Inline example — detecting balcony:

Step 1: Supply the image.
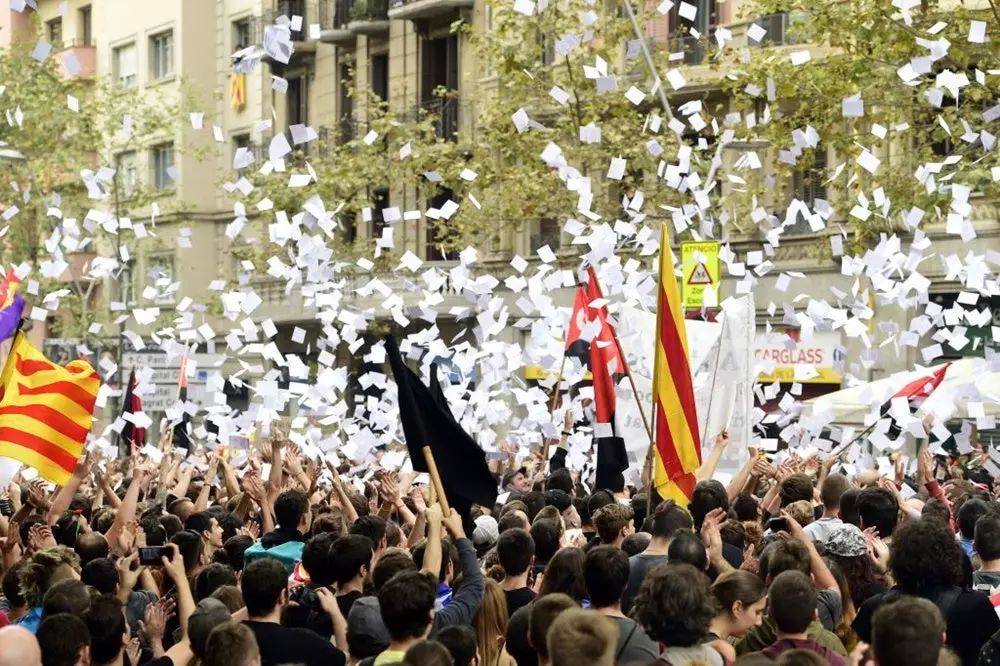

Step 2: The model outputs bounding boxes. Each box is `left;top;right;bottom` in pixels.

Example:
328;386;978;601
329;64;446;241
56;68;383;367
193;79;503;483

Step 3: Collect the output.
56;39;96;79
387;0;474;21
750;12;807;47
349;0;389;35
318;0;356;45
265;0;318;51
669;33;704;66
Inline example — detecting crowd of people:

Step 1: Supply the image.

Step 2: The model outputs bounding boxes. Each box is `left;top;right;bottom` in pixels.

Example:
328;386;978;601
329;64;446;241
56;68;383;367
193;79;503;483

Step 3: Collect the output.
0;432;994;666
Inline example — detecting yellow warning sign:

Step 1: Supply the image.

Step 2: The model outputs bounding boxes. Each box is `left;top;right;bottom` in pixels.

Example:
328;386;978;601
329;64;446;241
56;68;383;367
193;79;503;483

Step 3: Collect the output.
680;241;720;308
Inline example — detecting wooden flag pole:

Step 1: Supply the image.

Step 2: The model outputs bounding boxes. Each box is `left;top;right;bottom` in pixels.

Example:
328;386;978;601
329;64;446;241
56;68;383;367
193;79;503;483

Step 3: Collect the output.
163;354;188;450
422;445;450;516
541;356;568;465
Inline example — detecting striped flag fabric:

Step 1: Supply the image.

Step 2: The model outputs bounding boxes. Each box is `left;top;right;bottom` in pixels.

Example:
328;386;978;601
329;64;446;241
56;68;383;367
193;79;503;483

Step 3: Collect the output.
652;223;702;504
0;331;100;485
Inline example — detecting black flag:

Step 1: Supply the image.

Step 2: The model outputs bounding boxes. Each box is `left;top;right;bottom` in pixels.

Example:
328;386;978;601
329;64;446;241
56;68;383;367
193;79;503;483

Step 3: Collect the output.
172;355;192;449
117;369;146;457
385;336;498;520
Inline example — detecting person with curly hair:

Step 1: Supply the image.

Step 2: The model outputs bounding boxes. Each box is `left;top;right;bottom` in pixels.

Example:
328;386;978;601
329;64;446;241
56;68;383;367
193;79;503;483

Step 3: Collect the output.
852;520;999;666
823;525;889;610
16;546;80;634
633;562;725;666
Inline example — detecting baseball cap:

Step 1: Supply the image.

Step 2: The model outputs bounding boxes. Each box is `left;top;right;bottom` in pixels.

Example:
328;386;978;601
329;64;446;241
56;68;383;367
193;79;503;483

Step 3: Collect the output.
825;524;868;558
472;515;499;551
502;466;528;489
188;597;232;657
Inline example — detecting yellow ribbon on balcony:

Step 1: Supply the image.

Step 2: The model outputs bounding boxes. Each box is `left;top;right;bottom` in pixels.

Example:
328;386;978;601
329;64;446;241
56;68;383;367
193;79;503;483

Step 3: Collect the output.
230;72;246;112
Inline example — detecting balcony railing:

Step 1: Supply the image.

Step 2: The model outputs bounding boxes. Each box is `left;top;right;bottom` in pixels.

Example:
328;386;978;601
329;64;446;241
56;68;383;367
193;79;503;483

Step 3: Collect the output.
669;33;704;65
387;0;474;21
751;12;807;47
318;0;353;28
350;0;389;22
55;38;96;78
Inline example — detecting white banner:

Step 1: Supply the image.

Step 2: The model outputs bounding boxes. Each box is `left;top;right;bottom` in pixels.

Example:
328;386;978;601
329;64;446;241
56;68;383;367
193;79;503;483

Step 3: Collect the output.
615;295;756;482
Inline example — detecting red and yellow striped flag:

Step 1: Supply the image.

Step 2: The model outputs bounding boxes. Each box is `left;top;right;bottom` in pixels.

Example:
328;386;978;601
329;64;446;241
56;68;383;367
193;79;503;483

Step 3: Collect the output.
0;332;100;485
652;223;702;504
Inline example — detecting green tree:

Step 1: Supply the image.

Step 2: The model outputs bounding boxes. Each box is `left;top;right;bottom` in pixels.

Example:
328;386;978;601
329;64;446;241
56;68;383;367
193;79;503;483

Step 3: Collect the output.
0;38;189;346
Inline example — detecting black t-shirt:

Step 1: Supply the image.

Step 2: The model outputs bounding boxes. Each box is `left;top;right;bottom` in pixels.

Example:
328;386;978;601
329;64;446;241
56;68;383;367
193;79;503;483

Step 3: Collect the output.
338;590;363;618
504;587;536;619
144;658;173;666
853;587;1000;666
245;620;346;666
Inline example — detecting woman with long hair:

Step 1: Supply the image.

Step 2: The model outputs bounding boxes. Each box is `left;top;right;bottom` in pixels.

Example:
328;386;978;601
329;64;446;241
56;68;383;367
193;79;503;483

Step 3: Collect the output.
474;579;517;666
823;525;888;609
708;570;768;662
537;547;588;604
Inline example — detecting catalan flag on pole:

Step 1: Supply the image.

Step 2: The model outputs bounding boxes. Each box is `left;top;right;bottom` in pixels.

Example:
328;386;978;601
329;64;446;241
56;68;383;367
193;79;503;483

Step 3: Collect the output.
652;223;702;504
0;331;100;485
0;269;26;342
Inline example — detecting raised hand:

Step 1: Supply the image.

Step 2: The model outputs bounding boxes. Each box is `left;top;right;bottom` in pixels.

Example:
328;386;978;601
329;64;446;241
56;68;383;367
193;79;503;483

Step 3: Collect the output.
28;523;57;551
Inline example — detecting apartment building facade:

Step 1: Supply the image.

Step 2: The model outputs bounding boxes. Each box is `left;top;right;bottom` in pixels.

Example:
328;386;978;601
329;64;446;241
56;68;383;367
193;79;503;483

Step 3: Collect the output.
0;0;994;427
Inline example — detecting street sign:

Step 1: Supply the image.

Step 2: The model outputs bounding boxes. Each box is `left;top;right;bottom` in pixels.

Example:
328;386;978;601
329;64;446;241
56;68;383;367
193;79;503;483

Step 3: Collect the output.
681;241;720;308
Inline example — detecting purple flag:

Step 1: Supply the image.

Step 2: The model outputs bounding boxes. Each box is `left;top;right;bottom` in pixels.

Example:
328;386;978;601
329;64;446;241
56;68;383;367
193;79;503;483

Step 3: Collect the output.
0;294;25;341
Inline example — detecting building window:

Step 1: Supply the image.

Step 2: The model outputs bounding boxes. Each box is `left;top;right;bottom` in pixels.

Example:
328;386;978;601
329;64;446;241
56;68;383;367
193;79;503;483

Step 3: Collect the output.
668;0;717;64
371;53;389;105
79;6;92;46
116;151;137;198
232;133;256;170
233;18;252;51
147;255;175;303
152;143;174;190
287;75;308;127
338;63;354;143
530;218;561;253
425;190;452;261
47;18;62;46
371;188;389;240
120;262;136;305
788;145;827;234
113;43;137;87
150;31;174;80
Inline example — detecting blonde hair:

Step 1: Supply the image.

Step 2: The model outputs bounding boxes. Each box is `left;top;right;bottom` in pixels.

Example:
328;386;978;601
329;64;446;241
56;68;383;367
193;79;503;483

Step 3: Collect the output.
786;501;815;528
19;546;80;607
547;609;618;666
474;579;510;666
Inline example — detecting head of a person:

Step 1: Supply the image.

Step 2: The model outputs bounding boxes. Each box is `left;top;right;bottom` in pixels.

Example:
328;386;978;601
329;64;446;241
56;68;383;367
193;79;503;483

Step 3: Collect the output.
378;570;437;642
667;530;708;570
824;525;882;608
584;545;630;609
333;534;377;587
922;499;952;530
497;528;534;577
711;570;768;637
19;546;81;608
372;549;418;592
210;585;245;613
530;520;561;565
857;488;899;538
0;625;43;666
189;597;233;658
168;497;195;524
820;474;850;512
160;513;184;541
779;474;814;508
622;532;651;556
689;480;729;530
195;563;238;602
592;503;634;545
762;539;811;582
768;571;816;635
186;511;225;550
241;558;289;617
586;490;615;520
37;613;90;666
889;520;964;593
351;515;389;553
74;532;109;566
785;501;815;528
412;538;459;585
498;511;529;534
732;494;760;522
472;515;500;557
527;593;576;665
634;562;715;648
223;535;253;572
273;490;311;534
41;579;90;619
171;529;207;572
203;621;261;666
976;513;1000;563
80;558;118;595
401;640;453;666
957;498;991;541
839;488;861;526
1;562;27;612
473;579;510;666
546;608;617;666
538;547;587;603
546;468;574;495
870;596;945;666
436;625;478;666
504;467;531;493
82;594;126;666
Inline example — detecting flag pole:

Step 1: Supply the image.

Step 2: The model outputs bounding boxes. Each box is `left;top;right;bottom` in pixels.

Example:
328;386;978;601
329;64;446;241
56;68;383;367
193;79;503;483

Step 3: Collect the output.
541;356;568;465
163;353;188;450
0;319;24;382
422;446;450;516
